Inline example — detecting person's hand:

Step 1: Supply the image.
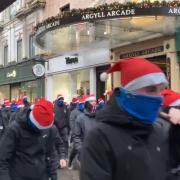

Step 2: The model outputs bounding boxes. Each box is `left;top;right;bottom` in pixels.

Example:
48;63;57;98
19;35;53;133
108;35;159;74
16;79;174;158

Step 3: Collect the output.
168;108;180;125
59;159;67;169
160;112;170;120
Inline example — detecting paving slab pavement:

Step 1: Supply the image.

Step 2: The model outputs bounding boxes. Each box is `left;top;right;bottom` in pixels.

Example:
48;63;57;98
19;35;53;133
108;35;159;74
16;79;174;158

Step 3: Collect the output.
58;169;79;180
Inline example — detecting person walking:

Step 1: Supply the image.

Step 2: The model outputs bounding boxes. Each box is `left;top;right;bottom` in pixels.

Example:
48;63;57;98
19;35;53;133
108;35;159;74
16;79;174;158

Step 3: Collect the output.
161;89;180;180
74;95;97;159
80;57;169;180
54;95;69;159
0;99;59;180
68;96;85;169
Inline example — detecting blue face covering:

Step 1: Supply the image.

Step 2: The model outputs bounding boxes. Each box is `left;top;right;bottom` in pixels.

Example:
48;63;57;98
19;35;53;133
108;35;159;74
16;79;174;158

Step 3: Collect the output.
99;102;105;108
116;88;163;124
78;103;84;111
23;98;28;105
27;117;40;133
11;103;18;112
57;100;64;107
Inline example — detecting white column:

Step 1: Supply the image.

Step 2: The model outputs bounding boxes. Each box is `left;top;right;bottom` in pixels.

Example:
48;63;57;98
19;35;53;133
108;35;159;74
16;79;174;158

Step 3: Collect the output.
164;39;180;91
46;75;54;102
69;72;77;98
90;68;96;97
10;25;15;62
0;12;3;22
22;19;27;59
21;0;25;8
8;28;11;64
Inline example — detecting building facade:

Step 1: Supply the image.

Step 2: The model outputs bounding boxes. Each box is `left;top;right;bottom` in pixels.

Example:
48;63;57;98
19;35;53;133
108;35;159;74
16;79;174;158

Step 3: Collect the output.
0;0;46;101
34;0;180;101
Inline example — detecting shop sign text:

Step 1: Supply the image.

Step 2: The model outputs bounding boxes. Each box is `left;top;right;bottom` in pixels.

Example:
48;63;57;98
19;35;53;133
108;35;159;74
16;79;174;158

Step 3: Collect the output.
66;57;79;64
169;8;180;14
6;70;16;78
37;20;60;35
120;46;164;59
82;9;135;20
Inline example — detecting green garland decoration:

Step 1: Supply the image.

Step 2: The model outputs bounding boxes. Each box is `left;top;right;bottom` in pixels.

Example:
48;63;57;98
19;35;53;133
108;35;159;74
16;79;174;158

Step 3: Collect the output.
34;0;180;32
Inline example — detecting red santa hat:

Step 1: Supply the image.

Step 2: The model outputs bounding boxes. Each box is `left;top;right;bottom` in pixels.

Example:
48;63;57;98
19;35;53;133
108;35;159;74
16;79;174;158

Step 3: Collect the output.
29;99;54;130
100;57;168;91
98;98;104;104
5;101;11;107
161;89;180;107
17;99;24;108
78;96;86;103
71;97;79;103
85;94;96;102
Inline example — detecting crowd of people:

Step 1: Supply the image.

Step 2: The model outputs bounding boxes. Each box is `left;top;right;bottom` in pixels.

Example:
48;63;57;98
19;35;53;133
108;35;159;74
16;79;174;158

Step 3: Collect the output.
0;57;179;180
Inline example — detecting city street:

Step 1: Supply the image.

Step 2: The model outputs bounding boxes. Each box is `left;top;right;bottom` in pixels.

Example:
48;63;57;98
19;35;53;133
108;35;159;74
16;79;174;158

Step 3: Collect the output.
58;169;79;180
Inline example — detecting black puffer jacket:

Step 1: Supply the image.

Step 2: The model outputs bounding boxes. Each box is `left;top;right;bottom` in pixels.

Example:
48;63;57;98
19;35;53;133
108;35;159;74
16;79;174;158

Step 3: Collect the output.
0;110;6;138
74;110;97;152
80;89;169;180
0;110;59;180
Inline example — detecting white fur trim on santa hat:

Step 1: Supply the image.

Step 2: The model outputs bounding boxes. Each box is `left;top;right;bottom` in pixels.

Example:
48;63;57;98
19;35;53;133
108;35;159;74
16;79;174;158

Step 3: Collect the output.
29;111;53;130
170;99;180;107
124;72;168;91
85;96;96;102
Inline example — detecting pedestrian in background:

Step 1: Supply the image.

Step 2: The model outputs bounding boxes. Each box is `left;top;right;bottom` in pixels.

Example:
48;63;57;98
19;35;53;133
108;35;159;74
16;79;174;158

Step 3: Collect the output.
54;95;69;160
160;89;180;180
69;96;85;169
80;57;169;180
74;95;97;160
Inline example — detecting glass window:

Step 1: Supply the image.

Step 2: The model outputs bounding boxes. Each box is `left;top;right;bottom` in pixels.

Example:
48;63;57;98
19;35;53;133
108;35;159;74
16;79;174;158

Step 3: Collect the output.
21;81;38;103
11;83;21;101
0;85;10;100
60;4;70;13
4;45;8;66
17;39;22;62
29;34;35;58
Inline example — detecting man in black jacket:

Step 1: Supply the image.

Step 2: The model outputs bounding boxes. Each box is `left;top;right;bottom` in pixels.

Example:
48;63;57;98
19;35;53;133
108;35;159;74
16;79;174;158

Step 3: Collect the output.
161;89;180;180
0;99;62;180
80;57;169;180
54;95;69;158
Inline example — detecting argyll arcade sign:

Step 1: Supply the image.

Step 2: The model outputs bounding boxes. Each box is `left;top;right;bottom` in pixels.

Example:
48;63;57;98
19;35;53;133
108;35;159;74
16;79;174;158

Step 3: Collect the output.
35;7;180;36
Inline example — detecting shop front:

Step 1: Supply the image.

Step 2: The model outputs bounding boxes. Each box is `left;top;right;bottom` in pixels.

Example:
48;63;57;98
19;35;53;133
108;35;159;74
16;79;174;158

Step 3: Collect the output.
0;60;45;102
34;1;180;94
111;36;180;91
45;47;110;102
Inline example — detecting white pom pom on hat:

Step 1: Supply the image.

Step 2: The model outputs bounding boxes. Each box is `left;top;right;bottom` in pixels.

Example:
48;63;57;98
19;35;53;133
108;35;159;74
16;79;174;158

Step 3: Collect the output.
100;57;168;91
100;72;108;81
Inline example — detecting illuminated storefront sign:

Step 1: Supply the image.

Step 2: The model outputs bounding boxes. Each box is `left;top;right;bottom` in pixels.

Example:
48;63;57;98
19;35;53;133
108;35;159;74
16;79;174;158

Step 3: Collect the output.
6;70;16;78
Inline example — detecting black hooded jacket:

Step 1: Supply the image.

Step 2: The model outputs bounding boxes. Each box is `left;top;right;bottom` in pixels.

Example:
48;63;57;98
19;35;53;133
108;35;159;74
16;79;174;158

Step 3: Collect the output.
80;88;168;180
0;110;60;180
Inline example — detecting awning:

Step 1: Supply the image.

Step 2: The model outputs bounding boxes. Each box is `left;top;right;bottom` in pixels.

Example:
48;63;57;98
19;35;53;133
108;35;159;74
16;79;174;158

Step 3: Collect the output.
0;0;16;12
34;1;180;55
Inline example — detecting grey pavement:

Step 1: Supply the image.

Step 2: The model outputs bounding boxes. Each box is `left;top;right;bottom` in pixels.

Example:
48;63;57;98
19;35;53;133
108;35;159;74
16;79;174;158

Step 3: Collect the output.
58;169;79;180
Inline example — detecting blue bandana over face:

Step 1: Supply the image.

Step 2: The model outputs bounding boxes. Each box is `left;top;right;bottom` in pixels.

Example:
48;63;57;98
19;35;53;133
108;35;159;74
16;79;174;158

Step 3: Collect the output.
116;88;163;124
57;100;64;107
77;103;84;111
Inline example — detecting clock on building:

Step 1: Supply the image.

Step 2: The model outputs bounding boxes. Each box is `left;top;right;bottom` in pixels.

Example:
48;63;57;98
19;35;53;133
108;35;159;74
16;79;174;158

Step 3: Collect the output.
32;64;45;77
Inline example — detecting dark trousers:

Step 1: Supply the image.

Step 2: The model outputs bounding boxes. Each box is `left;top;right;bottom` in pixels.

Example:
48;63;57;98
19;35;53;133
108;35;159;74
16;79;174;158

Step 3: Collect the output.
69;144;78;166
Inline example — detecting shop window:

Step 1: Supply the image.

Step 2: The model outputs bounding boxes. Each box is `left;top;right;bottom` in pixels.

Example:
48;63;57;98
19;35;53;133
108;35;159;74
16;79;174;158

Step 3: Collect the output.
4;45;8;66
0;85;10;100
17;39;22;62
21;81;38;103
29;34;35;58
